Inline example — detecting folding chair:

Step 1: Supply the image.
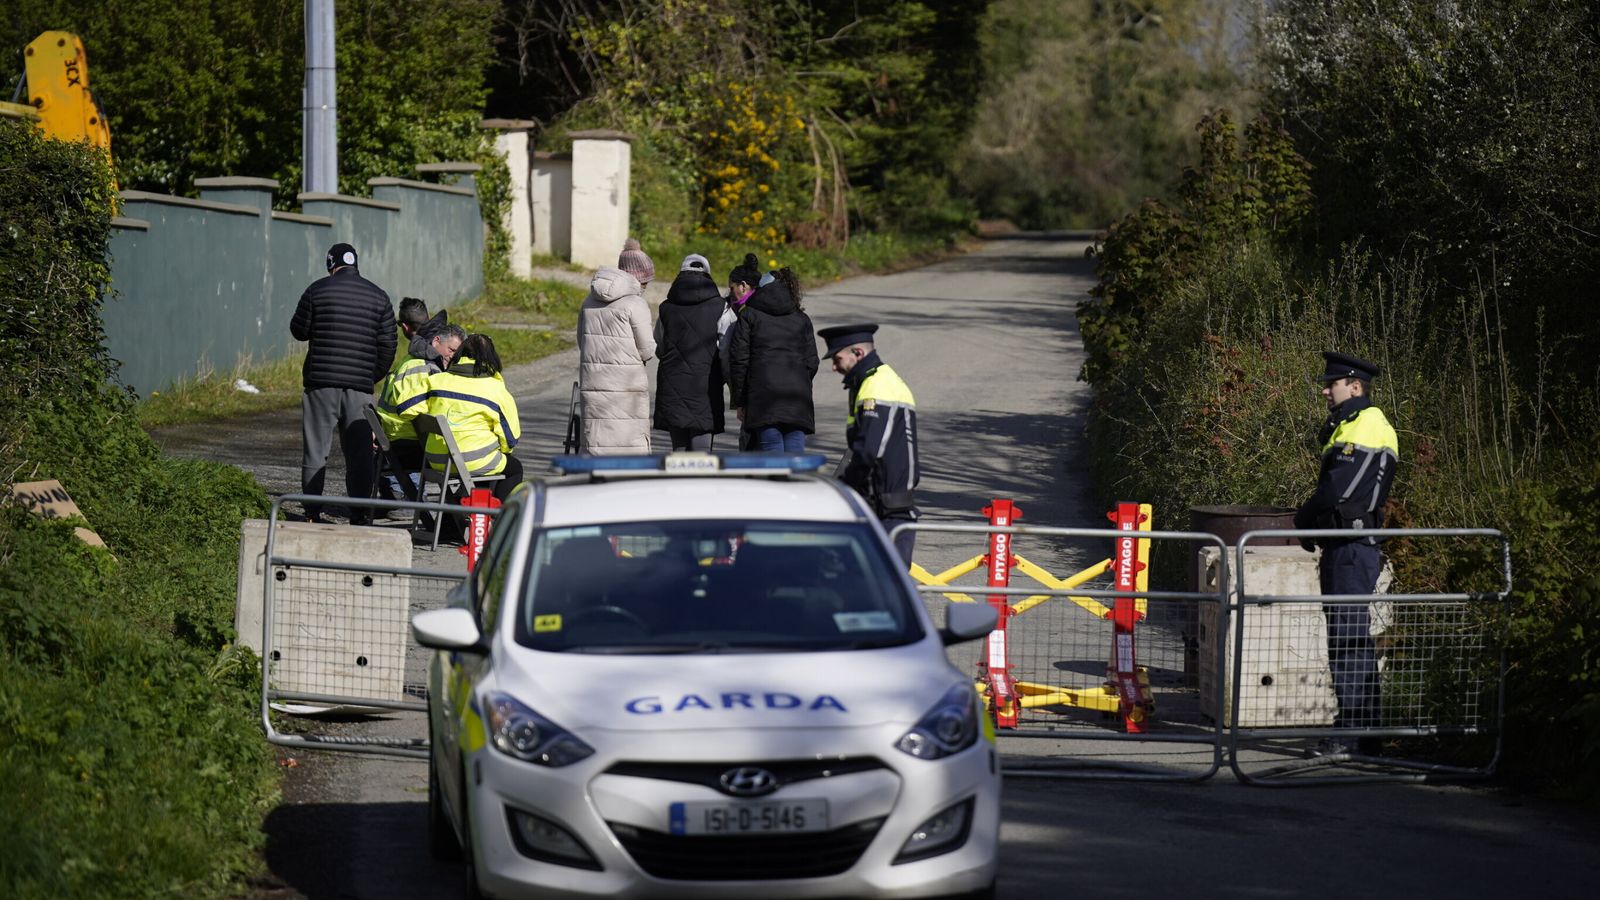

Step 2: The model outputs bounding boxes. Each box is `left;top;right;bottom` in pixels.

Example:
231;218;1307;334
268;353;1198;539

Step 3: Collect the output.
413;413;506;551
362;404;421;503
563;380;582;454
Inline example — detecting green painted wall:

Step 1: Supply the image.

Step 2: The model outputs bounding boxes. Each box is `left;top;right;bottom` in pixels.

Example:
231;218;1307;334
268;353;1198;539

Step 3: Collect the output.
104;175;484;396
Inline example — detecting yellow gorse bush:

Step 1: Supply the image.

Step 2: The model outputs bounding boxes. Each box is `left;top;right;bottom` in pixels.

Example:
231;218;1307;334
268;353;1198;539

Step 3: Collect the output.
693;81;809;251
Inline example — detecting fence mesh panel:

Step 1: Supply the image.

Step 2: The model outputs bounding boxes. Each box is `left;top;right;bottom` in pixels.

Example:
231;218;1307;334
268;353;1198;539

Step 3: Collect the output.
1228;598;1494;732
265;565;461;709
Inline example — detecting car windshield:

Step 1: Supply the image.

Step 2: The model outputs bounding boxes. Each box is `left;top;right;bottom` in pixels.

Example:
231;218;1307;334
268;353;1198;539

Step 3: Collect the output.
512;520;922;653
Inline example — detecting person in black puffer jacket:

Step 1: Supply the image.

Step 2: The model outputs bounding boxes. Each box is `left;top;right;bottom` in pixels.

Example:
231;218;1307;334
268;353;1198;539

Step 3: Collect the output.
289;242;397;523
653;254;727;450
730;267;818;452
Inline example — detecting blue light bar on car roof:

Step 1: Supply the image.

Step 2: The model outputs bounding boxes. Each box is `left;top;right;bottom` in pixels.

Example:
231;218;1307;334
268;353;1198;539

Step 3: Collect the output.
550;453;827;476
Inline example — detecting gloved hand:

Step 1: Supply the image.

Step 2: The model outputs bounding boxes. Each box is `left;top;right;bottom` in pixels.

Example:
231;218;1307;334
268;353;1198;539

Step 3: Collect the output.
1300;537;1317;552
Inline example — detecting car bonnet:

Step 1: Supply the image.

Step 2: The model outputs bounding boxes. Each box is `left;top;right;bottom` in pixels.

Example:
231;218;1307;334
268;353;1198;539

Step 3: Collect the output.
494;643;950;732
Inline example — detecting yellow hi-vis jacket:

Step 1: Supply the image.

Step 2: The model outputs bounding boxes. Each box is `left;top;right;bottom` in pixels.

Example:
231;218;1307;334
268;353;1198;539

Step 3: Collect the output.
375;352;438;442
840;353;920;518
420;357;521;476
1295;398;1399;541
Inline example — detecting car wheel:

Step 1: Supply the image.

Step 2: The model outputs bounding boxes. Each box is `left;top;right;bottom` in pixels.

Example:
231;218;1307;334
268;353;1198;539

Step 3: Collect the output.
428;733;462;861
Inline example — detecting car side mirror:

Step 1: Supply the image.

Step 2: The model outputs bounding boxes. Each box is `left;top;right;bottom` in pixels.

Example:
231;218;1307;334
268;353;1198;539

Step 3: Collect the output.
412;607;488;654
940;603;999;646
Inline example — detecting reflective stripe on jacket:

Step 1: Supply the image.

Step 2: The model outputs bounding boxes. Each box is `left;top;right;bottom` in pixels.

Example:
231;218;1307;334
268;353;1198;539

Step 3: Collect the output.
1295;399;1399;538
841;354;919;517
375;352;437;441
421;357;521;476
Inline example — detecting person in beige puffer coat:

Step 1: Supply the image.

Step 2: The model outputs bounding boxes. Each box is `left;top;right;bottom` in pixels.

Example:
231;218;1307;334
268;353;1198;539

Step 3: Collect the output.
577;247;657;454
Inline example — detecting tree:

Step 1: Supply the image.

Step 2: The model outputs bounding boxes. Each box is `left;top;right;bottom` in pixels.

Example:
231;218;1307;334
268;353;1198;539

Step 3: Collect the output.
482;1;990;240
4;0;498;199
958;0;1255;229
1262;0;1600;398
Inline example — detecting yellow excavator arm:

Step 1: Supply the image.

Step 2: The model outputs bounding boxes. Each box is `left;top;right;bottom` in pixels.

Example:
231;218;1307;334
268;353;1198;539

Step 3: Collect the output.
2;31;112;154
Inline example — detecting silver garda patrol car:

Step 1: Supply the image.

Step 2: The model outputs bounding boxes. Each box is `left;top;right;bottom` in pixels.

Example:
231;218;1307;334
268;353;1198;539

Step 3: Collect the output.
411;453;1001;899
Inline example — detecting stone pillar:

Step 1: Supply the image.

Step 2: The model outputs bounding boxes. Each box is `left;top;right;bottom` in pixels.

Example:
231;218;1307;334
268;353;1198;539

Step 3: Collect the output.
568;130;633;270
531;151;572;260
480;119;536;278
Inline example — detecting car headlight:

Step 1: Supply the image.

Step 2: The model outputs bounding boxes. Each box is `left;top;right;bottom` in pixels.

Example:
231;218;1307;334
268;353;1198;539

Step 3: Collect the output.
895;684;979;760
483;692;594;766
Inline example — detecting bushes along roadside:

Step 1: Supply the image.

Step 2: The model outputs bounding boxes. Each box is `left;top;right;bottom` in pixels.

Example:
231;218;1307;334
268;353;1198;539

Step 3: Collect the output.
1;117;279;897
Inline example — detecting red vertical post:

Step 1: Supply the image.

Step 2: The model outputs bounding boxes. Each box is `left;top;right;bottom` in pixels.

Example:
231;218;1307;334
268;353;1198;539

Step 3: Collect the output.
982;500;1022;729
458;489;500;572
1108;501;1150;732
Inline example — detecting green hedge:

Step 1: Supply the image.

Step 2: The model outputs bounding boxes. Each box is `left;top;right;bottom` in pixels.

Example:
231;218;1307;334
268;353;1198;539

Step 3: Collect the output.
1083;127;1600;799
0;119;118;413
1;119;279;896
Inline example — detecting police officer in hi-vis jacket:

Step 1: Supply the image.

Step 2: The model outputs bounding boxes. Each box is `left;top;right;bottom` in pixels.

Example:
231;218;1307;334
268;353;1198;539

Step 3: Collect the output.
1295;351;1399;755
818;324;920;566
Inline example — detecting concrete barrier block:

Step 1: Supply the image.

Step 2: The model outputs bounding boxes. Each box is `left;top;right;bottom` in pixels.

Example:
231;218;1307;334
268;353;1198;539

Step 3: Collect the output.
1198;546;1340;727
236;519;414;703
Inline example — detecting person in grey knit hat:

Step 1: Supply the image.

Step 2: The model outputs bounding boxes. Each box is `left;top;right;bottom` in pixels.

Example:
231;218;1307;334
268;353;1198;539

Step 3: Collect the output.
618;237;655;285
577;241;657;453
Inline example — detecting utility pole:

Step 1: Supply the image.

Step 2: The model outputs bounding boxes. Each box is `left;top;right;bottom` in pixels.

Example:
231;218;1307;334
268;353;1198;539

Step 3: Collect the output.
303;0;337;194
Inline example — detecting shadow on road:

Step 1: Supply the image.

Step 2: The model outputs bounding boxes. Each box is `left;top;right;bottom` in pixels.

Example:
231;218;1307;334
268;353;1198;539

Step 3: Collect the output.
259;801;464;899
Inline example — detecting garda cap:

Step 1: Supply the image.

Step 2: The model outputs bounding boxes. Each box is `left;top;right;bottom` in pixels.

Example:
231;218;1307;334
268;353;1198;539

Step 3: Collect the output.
1316;351;1380;383
818;323;879;359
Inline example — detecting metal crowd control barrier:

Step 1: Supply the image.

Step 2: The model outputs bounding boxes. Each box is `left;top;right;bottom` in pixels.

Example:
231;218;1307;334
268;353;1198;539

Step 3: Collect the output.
258;494;495;761
1227;528;1511;786
893;516;1230;782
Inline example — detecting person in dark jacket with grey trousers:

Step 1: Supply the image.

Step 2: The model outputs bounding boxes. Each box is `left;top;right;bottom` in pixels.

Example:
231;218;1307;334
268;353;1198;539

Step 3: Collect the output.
290;242;396;524
730;267;818;452
653;254;727;450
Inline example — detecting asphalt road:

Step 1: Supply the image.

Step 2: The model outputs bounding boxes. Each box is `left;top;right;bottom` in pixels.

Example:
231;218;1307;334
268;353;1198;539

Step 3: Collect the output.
154;237;1600;899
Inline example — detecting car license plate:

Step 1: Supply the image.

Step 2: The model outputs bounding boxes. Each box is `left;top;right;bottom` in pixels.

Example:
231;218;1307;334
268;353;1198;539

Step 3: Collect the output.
669;799;828;835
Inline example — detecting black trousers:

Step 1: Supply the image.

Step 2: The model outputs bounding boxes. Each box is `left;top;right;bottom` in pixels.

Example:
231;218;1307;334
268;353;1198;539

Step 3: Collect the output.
666;427;714;452
1321;540;1382;728
884;514;916;568
491;454;523;502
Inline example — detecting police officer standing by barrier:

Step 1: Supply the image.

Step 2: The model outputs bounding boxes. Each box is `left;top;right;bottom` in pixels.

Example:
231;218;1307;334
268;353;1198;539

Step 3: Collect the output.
1295;351;1399;756
818;324;920;565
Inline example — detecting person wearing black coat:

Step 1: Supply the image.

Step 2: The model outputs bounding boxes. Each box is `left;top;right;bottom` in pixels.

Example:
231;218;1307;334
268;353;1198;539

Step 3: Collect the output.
653;255;727;450
729;268;818;452
289;242;396;524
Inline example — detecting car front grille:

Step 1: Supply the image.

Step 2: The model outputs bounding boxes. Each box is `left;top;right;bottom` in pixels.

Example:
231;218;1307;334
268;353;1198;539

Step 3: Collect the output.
606;817;884;881
605;756;888;796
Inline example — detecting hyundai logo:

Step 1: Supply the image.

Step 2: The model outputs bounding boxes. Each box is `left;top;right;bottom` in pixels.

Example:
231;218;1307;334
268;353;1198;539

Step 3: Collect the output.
719;766;779;797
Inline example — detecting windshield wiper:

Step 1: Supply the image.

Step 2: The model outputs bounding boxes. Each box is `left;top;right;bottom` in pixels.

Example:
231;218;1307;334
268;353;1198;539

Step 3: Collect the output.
557;641;734;655
557;641;815;654
845;636;915;650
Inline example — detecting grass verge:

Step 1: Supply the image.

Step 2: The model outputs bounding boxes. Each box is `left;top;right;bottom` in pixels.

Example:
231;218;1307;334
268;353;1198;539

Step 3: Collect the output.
134;233;968;431
2;391;280;898
135;276;589;430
